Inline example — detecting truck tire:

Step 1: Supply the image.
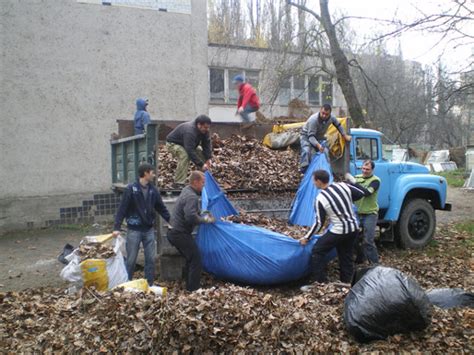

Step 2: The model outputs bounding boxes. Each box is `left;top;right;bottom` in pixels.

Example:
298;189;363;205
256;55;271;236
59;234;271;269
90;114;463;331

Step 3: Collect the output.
396;199;436;249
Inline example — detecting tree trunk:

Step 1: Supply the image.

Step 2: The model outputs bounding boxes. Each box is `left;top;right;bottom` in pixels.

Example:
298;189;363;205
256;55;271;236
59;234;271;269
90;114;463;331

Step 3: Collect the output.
318;0;365;126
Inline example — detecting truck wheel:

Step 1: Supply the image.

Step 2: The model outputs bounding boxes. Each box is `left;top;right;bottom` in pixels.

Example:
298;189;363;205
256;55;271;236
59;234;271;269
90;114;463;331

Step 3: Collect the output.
396;199;436;249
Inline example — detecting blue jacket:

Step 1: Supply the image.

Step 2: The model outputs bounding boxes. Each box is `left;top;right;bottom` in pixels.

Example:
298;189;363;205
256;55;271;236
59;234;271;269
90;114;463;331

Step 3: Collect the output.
134;98;151;135
114;181;170;232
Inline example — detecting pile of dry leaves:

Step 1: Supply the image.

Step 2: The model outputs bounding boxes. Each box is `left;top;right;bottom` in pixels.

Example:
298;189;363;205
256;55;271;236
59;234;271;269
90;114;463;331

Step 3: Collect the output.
224;211;307;239
78;243;115;262
157;134;302;191
0;224;472;353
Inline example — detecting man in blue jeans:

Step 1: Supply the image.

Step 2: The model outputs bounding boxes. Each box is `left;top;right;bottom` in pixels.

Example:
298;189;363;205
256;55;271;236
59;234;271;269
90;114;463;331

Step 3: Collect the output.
233;75;260;123
352;160;381;264
112;163;170;285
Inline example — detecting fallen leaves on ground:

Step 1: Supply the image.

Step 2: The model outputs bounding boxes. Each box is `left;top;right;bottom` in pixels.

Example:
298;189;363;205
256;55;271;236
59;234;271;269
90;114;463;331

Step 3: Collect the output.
224;211;307;239
157;134;302;191
0;224;472;353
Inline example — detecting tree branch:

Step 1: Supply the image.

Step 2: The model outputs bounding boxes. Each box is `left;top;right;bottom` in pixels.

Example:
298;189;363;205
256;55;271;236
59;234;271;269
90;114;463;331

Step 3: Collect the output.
287;1;321;22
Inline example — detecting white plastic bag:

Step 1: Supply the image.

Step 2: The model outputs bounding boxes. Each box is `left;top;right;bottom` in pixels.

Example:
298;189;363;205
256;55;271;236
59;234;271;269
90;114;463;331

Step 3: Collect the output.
60;236;128;289
60;250;82;283
106;236;128;288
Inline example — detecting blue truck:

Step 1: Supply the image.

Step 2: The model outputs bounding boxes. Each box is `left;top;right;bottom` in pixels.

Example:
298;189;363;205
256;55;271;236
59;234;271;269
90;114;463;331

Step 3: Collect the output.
346;128;451;248
110;122;452;251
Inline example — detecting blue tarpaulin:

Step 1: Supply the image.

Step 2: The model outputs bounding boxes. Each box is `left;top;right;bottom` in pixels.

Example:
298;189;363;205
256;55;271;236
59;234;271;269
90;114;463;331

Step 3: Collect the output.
201;171;238;219
197;222;319;285
196;170;334;285
288;153;333;227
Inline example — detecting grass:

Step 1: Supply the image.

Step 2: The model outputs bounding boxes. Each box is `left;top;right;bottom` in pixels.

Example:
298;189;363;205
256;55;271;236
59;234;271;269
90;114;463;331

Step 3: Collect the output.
52;223;89;231
454;220;474;237
435;169;466;188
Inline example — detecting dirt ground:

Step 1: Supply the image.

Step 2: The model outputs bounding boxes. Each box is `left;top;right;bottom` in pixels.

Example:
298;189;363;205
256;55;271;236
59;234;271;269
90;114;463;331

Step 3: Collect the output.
0;224;114;292
0;186;472;292
437;185;474;224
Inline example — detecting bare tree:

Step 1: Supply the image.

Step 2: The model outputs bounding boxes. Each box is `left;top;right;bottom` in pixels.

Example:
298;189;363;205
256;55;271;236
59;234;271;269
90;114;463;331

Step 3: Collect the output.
208;0;247;45
287;0;366;127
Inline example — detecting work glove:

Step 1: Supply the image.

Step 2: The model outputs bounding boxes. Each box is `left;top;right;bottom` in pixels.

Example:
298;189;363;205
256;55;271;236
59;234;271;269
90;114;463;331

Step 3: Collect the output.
344;173;356;184
201;211;216;223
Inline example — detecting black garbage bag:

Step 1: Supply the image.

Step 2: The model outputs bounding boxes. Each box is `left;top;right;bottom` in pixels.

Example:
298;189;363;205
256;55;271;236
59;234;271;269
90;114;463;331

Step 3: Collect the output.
57;243;75;265
427;288;474;309
344;266;432;343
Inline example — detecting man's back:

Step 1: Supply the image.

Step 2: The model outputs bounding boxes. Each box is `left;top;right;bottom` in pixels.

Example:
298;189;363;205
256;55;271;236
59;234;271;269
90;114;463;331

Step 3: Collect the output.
166;121;195;145
170;186;201;234
317;182;359;234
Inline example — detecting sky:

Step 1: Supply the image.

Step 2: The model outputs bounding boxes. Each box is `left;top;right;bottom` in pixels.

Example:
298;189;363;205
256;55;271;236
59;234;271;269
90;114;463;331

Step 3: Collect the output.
324;0;473;72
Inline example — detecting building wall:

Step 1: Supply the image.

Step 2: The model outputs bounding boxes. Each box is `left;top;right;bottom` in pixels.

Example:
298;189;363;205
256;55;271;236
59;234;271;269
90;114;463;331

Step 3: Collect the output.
207;44;347;122
0;0;208;232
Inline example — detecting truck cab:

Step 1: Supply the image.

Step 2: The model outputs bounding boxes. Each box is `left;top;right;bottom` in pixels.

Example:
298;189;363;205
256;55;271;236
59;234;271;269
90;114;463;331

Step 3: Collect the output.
347;128;451;248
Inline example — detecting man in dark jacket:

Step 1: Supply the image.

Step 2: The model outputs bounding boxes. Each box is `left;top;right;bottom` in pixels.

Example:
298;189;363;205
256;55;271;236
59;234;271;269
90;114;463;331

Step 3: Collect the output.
167;171;215;291
112;163;170;286
166;115;212;187
233;75;260;123
134;98;151;135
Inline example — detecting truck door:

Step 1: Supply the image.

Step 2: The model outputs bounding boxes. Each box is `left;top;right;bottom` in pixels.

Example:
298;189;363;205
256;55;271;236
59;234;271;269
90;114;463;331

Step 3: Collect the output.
351;137;391;210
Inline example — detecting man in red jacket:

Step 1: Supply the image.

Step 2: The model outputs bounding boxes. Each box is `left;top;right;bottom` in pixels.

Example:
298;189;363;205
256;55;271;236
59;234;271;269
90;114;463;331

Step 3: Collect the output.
233;75;260;123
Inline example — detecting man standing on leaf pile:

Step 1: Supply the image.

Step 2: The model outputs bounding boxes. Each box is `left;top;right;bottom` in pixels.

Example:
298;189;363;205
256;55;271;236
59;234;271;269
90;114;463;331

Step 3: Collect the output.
300;104;351;173
166;115;213;189
233;74;260;126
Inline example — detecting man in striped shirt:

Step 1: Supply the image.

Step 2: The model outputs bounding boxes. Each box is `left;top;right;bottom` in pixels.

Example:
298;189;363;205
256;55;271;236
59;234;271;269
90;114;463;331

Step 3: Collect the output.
300;170;370;284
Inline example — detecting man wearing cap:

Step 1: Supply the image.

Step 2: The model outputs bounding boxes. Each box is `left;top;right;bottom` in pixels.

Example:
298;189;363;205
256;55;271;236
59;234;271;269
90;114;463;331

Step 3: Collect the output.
233;75;260;123
134;97;151;135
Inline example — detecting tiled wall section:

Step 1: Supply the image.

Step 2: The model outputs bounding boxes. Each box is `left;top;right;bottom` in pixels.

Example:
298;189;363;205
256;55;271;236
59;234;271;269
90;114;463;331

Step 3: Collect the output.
45;193;120;227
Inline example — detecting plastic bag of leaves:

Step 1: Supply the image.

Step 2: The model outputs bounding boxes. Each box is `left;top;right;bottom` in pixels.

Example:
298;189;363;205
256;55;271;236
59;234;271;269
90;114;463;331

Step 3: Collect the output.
60;236;128;289
426;288;474;309
262;130;300;149
344;266;432;343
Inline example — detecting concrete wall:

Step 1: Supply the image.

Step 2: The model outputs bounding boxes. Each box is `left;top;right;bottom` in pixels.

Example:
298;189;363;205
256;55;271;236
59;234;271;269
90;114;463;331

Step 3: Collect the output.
0;0;208;231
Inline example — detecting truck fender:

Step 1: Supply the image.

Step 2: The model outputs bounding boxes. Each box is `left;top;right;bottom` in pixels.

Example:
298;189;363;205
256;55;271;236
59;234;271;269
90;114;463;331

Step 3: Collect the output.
384;174;447;221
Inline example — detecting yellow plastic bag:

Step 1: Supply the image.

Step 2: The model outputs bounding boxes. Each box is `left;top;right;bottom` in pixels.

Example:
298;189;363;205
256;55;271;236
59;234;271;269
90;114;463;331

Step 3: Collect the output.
114;279;168;296
81;259;108;291
114;279;150;292
326;117;348;160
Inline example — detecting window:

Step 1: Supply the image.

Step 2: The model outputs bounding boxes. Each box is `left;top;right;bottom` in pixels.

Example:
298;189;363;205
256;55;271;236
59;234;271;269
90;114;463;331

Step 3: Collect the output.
245;70;260;90
209;68;225;102
356;138;379;161
278;77;291;105
308;76;321;106
293;75;306;101
208;68;333;107
209;68;260;104
321;77;333;105
228;69;242;103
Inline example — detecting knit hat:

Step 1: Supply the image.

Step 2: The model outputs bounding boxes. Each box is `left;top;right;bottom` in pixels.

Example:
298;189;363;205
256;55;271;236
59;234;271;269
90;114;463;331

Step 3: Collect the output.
232;74;244;83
